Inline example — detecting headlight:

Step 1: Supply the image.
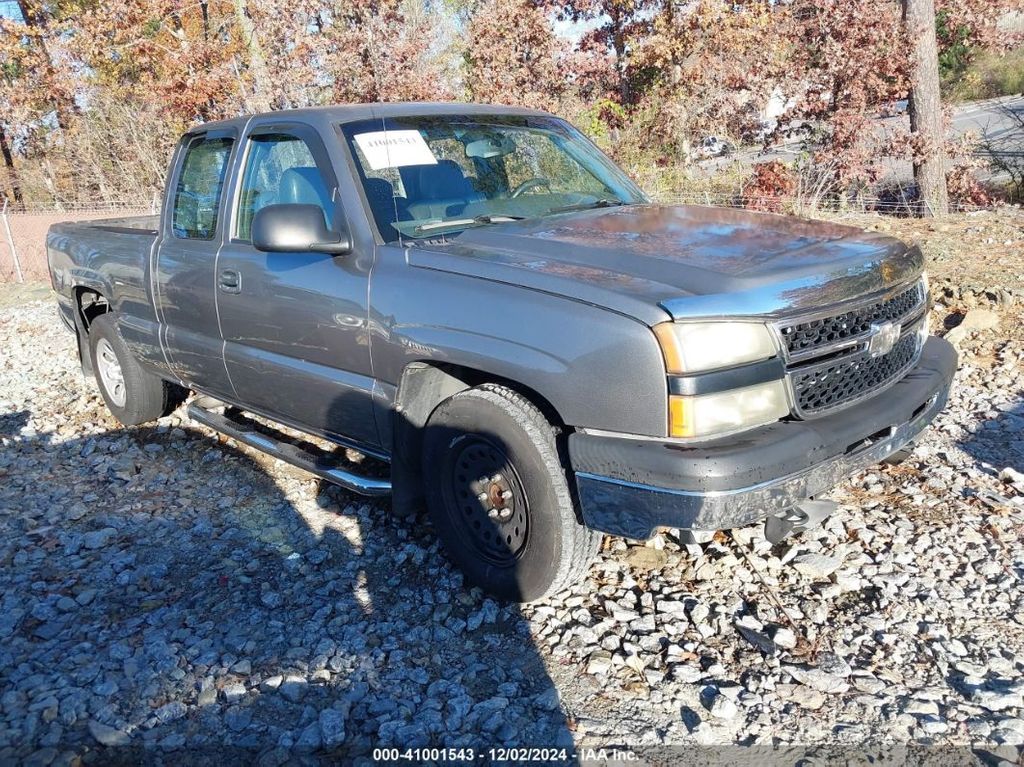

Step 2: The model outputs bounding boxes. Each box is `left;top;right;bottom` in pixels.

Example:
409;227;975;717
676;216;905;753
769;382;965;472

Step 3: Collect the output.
669;380;790;439
653;321;778;374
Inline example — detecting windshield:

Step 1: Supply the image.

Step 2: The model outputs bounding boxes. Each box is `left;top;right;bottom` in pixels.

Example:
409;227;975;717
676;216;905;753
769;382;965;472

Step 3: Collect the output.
339;114;647;243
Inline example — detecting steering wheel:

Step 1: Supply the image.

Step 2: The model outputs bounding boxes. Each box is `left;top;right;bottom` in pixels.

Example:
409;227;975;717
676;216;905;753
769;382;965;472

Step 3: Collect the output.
510;177;551;198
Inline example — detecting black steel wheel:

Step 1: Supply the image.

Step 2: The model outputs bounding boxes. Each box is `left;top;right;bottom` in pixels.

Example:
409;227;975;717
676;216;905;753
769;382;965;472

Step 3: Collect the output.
443;436;530;567
422;384;601;602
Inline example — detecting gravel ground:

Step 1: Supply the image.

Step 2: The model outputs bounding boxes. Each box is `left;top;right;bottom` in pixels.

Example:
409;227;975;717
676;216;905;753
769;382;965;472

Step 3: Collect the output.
1;215;1023;764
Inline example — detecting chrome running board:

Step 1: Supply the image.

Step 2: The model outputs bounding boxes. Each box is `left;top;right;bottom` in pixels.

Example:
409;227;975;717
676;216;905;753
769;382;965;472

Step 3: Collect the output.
187;396;391;497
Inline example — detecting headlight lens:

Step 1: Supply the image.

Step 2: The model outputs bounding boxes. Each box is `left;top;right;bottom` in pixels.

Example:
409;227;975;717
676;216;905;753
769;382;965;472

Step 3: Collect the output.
654;321;778;374
669;380;790;439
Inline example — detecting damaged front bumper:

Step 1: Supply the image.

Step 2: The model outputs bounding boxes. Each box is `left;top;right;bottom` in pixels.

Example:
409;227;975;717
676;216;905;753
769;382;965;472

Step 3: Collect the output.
569;337;957;540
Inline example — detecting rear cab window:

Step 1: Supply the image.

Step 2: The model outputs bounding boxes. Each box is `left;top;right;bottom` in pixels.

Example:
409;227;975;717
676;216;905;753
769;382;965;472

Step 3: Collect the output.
171;135;234;240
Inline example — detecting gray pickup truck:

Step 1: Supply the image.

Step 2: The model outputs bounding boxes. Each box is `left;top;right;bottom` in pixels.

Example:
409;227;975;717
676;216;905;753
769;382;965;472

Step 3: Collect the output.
47;103;956;601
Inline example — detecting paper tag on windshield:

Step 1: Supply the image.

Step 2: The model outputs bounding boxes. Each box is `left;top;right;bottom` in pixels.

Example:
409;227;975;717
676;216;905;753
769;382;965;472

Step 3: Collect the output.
354;130;437;171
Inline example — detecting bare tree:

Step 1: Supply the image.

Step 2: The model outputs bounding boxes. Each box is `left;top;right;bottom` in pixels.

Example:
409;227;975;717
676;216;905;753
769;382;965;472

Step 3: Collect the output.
903;0;949;216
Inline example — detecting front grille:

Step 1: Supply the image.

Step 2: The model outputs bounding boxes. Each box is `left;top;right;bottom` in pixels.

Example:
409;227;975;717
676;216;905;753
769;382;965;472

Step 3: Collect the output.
790;327;921;415
775;280;927;418
779;282;924;359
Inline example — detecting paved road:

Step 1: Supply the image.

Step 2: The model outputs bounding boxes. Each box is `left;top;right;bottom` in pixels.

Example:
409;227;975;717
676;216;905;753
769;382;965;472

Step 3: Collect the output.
952;96;1024;147
697;95;1024;182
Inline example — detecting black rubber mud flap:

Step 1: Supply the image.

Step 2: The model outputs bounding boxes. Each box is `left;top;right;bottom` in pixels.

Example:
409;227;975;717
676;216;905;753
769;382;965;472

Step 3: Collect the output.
73;309;94;378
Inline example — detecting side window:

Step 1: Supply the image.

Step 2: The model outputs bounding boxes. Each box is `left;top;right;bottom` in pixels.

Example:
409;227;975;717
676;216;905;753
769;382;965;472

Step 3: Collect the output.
236;134;332;242
171;136;233;240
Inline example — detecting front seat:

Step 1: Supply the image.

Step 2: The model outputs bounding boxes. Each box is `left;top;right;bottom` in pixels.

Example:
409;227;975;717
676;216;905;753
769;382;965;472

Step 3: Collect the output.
363;178;410;240
278;166;333;218
402;160;482;219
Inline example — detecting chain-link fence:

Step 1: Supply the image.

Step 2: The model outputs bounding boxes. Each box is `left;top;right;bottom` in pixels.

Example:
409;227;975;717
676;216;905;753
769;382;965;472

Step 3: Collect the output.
0;193;1005;284
0;199;158;283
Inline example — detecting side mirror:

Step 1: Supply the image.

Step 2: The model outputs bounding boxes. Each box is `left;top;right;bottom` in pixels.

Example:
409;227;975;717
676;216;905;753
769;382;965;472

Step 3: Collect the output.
251;204;351;255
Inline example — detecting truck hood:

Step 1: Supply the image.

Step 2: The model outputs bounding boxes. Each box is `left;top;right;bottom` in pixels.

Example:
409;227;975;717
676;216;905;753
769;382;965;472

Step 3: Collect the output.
409;204;924;325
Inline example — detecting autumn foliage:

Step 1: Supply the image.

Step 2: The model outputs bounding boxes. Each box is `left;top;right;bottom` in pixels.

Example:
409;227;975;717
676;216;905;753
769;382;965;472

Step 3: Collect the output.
741;161;799;213
0;0;1019;208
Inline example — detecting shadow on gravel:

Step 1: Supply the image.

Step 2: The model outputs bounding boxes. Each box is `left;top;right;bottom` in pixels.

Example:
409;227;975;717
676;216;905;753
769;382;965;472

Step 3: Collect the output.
956;398;1024;501
0;399;577;763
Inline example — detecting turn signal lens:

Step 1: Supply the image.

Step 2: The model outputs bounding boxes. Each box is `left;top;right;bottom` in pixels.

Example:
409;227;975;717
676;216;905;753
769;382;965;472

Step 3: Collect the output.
669;380;790;439
668;395;692;438
654;321;777;374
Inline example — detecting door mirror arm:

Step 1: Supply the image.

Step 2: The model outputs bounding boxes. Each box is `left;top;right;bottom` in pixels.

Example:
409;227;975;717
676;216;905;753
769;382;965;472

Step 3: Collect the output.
251;204;352;255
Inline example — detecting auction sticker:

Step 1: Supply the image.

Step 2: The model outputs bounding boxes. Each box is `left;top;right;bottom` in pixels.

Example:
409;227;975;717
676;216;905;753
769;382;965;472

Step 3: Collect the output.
354;130;437;170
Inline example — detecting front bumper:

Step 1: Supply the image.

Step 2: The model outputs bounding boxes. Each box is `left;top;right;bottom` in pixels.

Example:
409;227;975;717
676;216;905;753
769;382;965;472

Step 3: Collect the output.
570;337;957;540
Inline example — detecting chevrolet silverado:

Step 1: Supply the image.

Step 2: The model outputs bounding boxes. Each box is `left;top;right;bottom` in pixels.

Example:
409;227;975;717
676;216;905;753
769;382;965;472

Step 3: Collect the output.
47;103;956;601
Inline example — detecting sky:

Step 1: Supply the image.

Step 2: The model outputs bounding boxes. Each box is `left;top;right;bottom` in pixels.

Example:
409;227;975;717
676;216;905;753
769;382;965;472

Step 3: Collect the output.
553;15;601;43
0;1;23;22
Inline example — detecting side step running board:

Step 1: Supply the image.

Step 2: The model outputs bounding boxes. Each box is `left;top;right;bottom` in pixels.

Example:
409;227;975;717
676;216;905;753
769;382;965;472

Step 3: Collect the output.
187;396;391;497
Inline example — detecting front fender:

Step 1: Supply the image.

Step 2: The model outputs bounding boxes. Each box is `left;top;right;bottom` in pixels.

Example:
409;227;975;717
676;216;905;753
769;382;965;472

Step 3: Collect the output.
370;250;669;437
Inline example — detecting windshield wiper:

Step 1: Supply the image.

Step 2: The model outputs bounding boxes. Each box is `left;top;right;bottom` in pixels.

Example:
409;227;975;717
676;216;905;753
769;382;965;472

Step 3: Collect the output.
413;214;524;235
544;198;625;215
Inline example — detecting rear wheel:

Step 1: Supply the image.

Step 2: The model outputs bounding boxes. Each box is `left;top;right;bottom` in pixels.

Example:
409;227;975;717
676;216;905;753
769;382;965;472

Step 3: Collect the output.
422;384;601;602
89;314;183;425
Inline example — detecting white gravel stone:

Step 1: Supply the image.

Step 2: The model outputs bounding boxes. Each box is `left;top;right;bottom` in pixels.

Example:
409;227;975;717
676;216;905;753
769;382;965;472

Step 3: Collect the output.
791;554;843;579
707;691;739;720
87;720;129;746
2;292;1023;753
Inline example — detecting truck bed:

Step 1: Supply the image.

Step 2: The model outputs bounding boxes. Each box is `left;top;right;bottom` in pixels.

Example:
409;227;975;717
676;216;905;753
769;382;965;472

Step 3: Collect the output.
46;215;161;324
66;214;159;236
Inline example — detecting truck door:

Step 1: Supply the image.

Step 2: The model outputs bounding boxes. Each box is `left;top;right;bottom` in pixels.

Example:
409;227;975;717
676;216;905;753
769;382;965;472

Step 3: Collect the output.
154;129;237;398
215;123;380;450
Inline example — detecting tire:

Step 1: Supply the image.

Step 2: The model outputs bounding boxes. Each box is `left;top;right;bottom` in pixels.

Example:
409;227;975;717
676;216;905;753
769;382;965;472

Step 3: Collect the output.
89;313;182;426
422;383;602;602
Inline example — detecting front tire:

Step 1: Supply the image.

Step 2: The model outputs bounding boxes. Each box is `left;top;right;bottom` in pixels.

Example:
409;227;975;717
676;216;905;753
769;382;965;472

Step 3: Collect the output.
89;314;182;426
422;384;601;602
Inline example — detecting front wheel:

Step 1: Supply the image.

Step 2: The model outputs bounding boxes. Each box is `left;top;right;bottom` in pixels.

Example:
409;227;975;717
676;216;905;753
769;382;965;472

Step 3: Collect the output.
89;314;183;426
422;384;601;602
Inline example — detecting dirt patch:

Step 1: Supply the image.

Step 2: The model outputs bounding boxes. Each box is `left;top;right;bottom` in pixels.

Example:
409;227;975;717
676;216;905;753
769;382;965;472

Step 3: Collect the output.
0;281;53;310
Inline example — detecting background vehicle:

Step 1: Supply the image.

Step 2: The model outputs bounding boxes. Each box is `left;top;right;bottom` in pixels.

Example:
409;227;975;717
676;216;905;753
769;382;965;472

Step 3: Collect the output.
696;135;735;158
47;103;956;602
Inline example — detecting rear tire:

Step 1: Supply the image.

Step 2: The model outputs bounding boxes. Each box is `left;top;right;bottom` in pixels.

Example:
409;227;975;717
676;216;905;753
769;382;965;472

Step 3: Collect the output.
422;383;601;602
89;314;182;426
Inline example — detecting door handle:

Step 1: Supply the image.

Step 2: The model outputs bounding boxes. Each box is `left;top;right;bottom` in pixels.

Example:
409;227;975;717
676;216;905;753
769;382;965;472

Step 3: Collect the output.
219;269;241;294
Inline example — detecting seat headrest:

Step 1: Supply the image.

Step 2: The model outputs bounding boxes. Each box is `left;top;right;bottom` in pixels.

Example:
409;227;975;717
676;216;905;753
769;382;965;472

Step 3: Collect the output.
278;167;331;210
411;160;471;201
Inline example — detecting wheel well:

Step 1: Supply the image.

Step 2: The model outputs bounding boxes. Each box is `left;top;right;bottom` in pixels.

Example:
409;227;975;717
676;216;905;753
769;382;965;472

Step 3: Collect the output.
74;287;110;331
389;361;568;517
71;288;110;378
397;362;565;431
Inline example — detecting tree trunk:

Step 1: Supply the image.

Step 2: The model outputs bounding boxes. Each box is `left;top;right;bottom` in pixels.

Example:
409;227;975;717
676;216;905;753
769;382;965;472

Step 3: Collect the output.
233;0;273;112
609;6;629;105
0;126;24;208
16;0;73;130
903;0;949;217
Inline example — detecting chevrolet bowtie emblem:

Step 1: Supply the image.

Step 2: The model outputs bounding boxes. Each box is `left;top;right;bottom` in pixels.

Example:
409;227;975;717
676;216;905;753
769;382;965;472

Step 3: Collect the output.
867;321;900;357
